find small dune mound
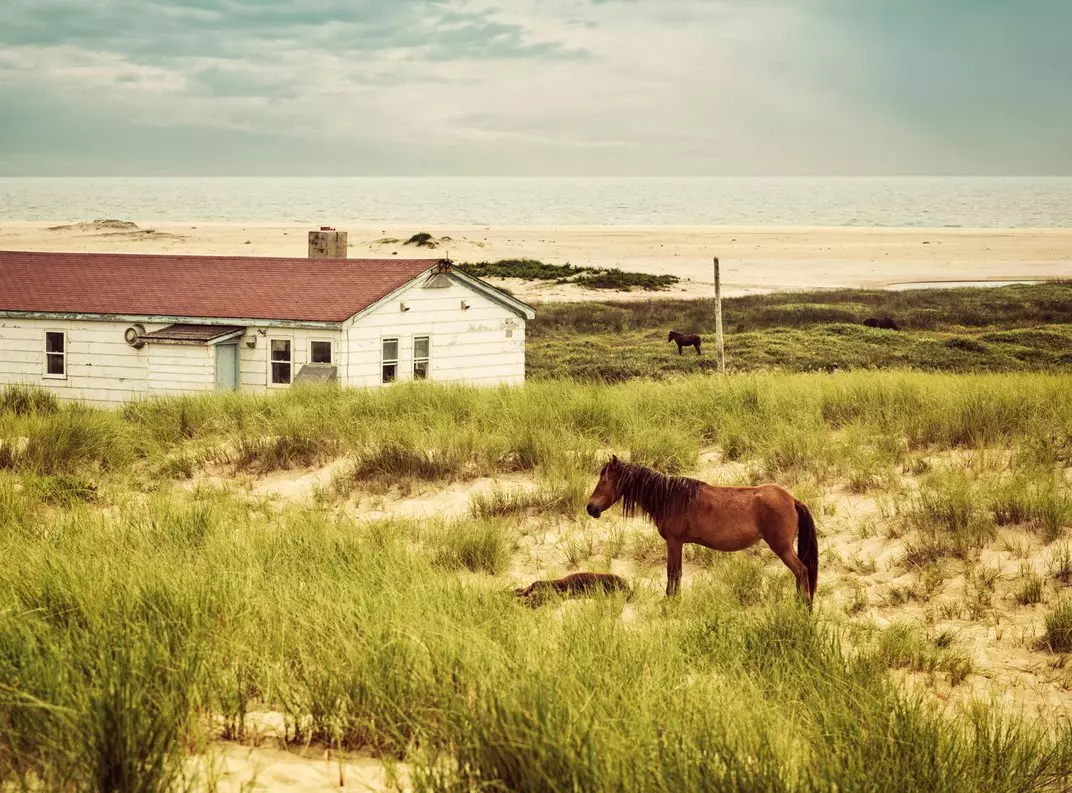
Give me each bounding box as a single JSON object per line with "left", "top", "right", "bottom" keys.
{"left": 47, "top": 219, "right": 140, "bottom": 232}
{"left": 92, "top": 219, "right": 139, "bottom": 230}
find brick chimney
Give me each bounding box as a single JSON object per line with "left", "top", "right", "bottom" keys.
{"left": 308, "top": 227, "right": 348, "bottom": 259}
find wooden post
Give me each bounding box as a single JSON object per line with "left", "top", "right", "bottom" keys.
{"left": 714, "top": 256, "right": 726, "bottom": 373}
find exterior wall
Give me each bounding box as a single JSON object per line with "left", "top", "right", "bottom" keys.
{"left": 341, "top": 277, "right": 526, "bottom": 388}
{"left": 0, "top": 317, "right": 161, "bottom": 405}
{"left": 238, "top": 329, "right": 344, "bottom": 393}
{"left": 0, "top": 318, "right": 343, "bottom": 406}
{"left": 147, "top": 344, "right": 213, "bottom": 397}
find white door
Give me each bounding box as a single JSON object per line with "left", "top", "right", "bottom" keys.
{"left": 215, "top": 344, "right": 239, "bottom": 390}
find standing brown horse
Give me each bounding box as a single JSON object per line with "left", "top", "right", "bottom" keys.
{"left": 585, "top": 456, "right": 818, "bottom": 605}
{"left": 667, "top": 330, "right": 702, "bottom": 355}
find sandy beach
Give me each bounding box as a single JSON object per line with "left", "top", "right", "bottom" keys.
{"left": 2, "top": 221, "right": 1070, "bottom": 302}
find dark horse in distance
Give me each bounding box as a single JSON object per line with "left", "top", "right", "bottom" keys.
{"left": 586, "top": 456, "right": 818, "bottom": 605}
{"left": 863, "top": 316, "right": 900, "bottom": 330}
{"left": 668, "top": 330, "right": 702, "bottom": 355}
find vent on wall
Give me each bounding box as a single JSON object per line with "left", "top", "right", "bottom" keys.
{"left": 124, "top": 323, "right": 146, "bottom": 349}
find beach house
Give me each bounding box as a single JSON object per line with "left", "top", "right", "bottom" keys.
{"left": 0, "top": 249, "right": 534, "bottom": 406}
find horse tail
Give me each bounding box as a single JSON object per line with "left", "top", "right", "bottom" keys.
{"left": 794, "top": 501, "right": 818, "bottom": 600}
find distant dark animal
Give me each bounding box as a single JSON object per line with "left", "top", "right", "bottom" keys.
{"left": 863, "top": 316, "right": 900, "bottom": 330}
{"left": 514, "top": 572, "right": 633, "bottom": 606}
{"left": 586, "top": 456, "right": 818, "bottom": 606}
{"left": 667, "top": 330, "right": 702, "bottom": 355}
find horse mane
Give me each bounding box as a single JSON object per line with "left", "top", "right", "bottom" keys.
{"left": 615, "top": 461, "right": 701, "bottom": 523}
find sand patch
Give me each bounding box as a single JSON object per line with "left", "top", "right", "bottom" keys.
{"left": 198, "top": 743, "right": 406, "bottom": 792}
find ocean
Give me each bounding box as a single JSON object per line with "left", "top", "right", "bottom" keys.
{"left": 1, "top": 176, "right": 1070, "bottom": 228}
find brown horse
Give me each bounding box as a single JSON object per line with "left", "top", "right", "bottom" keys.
{"left": 667, "top": 330, "right": 702, "bottom": 355}
{"left": 585, "top": 456, "right": 818, "bottom": 605}
{"left": 514, "top": 572, "right": 633, "bottom": 606}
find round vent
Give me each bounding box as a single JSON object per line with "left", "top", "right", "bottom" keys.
{"left": 124, "top": 323, "right": 146, "bottom": 349}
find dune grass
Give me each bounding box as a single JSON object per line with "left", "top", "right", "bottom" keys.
{"left": 527, "top": 283, "right": 1072, "bottom": 380}
{"left": 2, "top": 491, "right": 1071, "bottom": 791}
{"left": 3, "top": 372, "right": 1071, "bottom": 491}
{"left": 2, "top": 368, "right": 1072, "bottom": 787}
{"left": 458, "top": 259, "right": 679, "bottom": 291}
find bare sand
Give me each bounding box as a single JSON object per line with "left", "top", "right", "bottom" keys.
{"left": 3, "top": 220, "right": 1070, "bottom": 302}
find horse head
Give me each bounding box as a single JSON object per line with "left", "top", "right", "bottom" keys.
{"left": 587, "top": 455, "right": 623, "bottom": 518}
{"left": 667, "top": 330, "right": 677, "bottom": 343}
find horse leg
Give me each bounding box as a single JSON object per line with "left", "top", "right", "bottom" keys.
{"left": 770, "top": 542, "right": 812, "bottom": 608}
{"left": 665, "top": 539, "right": 683, "bottom": 596}
{"left": 695, "top": 342, "right": 701, "bottom": 356}
{"left": 677, "top": 343, "right": 683, "bottom": 355}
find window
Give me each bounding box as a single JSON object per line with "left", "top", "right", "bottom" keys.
{"left": 413, "top": 336, "right": 430, "bottom": 380}
{"left": 270, "top": 339, "right": 292, "bottom": 384}
{"left": 44, "top": 331, "right": 66, "bottom": 378}
{"left": 382, "top": 338, "right": 398, "bottom": 383}
{"left": 310, "top": 340, "right": 333, "bottom": 364}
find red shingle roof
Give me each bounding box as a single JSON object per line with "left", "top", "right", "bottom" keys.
{"left": 0, "top": 251, "right": 439, "bottom": 322}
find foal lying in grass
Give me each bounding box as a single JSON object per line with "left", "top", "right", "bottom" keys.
{"left": 514, "top": 572, "right": 633, "bottom": 606}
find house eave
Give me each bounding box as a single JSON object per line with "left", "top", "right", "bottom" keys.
{"left": 447, "top": 270, "right": 536, "bottom": 320}
{"left": 0, "top": 310, "right": 342, "bottom": 330}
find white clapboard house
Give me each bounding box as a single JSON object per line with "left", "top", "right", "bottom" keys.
{"left": 0, "top": 250, "right": 535, "bottom": 406}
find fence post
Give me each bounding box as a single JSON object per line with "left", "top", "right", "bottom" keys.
{"left": 714, "top": 256, "right": 726, "bottom": 373}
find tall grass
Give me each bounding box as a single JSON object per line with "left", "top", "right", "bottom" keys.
{"left": 897, "top": 472, "right": 998, "bottom": 564}
{"left": 2, "top": 488, "right": 1071, "bottom": 791}
{"left": 5, "top": 374, "right": 1071, "bottom": 489}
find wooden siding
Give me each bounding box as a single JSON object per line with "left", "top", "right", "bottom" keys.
{"left": 148, "top": 345, "right": 213, "bottom": 396}
{"left": 0, "top": 318, "right": 158, "bottom": 404}
{"left": 341, "top": 277, "right": 526, "bottom": 387}
{"left": 237, "top": 330, "right": 344, "bottom": 392}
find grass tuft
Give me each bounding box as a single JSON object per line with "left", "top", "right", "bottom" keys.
{"left": 0, "top": 384, "right": 59, "bottom": 416}
{"left": 427, "top": 519, "right": 515, "bottom": 575}
{"left": 1043, "top": 600, "right": 1072, "bottom": 653}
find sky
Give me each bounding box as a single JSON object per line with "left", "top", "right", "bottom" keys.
{"left": 0, "top": 0, "right": 1069, "bottom": 176}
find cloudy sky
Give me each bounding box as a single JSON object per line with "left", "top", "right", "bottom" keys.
{"left": 0, "top": 0, "right": 1069, "bottom": 176}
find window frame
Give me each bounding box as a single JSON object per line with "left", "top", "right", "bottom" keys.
{"left": 43, "top": 330, "right": 67, "bottom": 380}
{"left": 268, "top": 336, "right": 294, "bottom": 386}
{"left": 309, "top": 339, "right": 334, "bottom": 365}
{"left": 381, "top": 337, "right": 399, "bottom": 384}
{"left": 413, "top": 335, "right": 430, "bottom": 381}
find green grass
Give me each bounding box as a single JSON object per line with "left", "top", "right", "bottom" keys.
{"left": 0, "top": 383, "right": 59, "bottom": 416}
{"left": 527, "top": 283, "right": 1072, "bottom": 380}
{"left": 1043, "top": 600, "right": 1072, "bottom": 653}
{"left": 3, "top": 371, "right": 1072, "bottom": 788}
{"left": 868, "top": 622, "right": 975, "bottom": 684}
{"left": 3, "top": 494, "right": 1070, "bottom": 791}
{"left": 458, "top": 259, "right": 679, "bottom": 291}
{"left": 4, "top": 374, "right": 1072, "bottom": 489}
{"left": 990, "top": 477, "right": 1072, "bottom": 543}
{"left": 468, "top": 477, "right": 589, "bottom": 520}
{"left": 405, "top": 231, "right": 439, "bottom": 248}
{"left": 427, "top": 518, "right": 516, "bottom": 575}
{"left": 1013, "top": 566, "right": 1045, "bottom": 606}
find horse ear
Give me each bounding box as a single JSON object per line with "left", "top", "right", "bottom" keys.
{"left": 611, "top": 454, "right": 619, "bottom": 464}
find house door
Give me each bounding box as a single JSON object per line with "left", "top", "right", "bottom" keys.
{"left": 215, "top": 343, "right": 239, "bottom": 390}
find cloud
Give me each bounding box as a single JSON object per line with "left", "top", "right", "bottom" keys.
{"left": 0, "top": 0, "right": 1069, "bottom": 174}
